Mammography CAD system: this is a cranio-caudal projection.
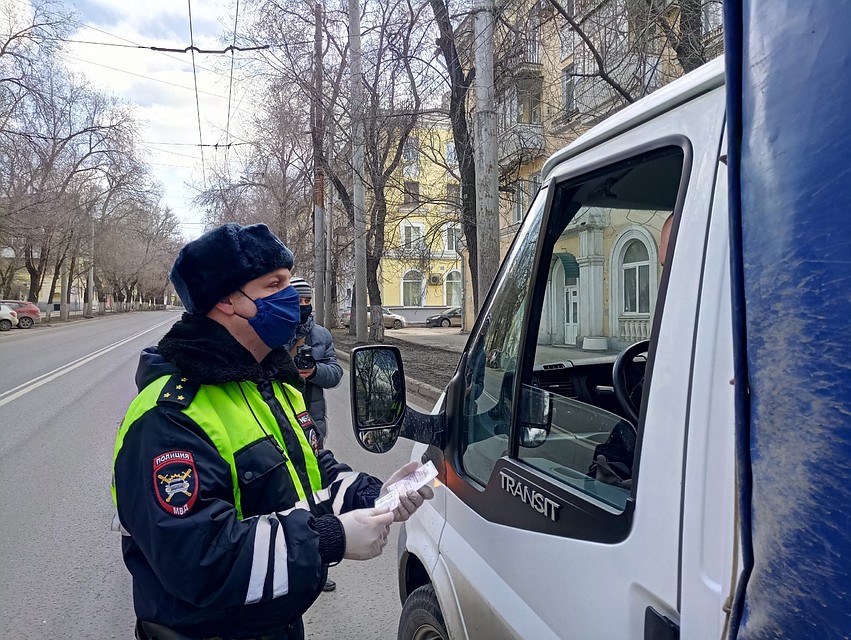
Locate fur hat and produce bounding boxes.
[170,223,294,315]
[290,277,313,299]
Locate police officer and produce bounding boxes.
[112,223,433,640]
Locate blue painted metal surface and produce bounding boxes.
[728,1,851,637]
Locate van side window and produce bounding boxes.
[518,147,685,510]
[459,191,547,486]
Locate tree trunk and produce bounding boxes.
[429,0,480,309]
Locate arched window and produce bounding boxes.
[609,226,659,342]
[445,270,462,306]
[402,269,424,306]
[622,240,650,314]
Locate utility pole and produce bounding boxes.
[349,0,367,342]
[325,165,334,326]
[312,0,326,324]
[84,213,95,318]
[473,0,499,310]
[60,263,69,322]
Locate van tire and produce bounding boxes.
[398,584,448,640]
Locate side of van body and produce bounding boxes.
[353,56,734,640]
[350,6,851,634]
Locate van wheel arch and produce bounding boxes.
[398,584,447,640]
[400,550,430,604]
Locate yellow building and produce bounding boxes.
[484,0,722,345]
[378,118,466,323]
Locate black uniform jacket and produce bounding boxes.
[114,315,382,639]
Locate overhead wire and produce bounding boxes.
[186,0,206,188]
[224,0,241,157]
[59,53,240,102]
[54,37,269,54]
[76,24,234,83]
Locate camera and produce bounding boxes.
[293,345,316,371]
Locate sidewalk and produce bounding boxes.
[386,326,468,353]
[332,327,467,405]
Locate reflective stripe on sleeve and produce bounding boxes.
[313,487,331,505]
[331,472,360,514]
[271,515,289,597]
[279,500,310,516]
[245,515,272,604]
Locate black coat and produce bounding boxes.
[114,314,382,639]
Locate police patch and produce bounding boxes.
[296,412,321,454]
[153,450,198,517]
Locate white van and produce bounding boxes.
[349,12,851,632]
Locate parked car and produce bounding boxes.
[425,307,462,328]
[0,300,40,329]
[341,306,407,329]
[0,304,18,331]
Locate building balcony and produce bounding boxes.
[617,316,651,342]
[498,122,545,166]
[505,42,544,78]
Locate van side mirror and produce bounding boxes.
[519,384,553,448]
[350,346,405,453]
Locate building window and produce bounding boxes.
[402,269,424,306]
[622,239,651,314]
[513,181,528,223]
[498,86,518,132]
[403,181,420,206]
[559,21,574,60]
[446,141,457,165]
[445,269,462,306]
[445,224,461,252]
[403,137,420,163]
[446,183,461,210]
[702,0,723,35]
[401,222,425,250]
[529,172,541,194]
[561,64,576,113]
[525,10,540,63]
[518,82,542,124]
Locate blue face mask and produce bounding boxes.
[240,285,301,350]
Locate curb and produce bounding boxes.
[335,348,444,404]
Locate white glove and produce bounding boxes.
[380,461,436,523]
[338,507,395,560]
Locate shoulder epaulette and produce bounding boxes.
[156,374,200,409]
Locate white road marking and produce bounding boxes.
[0,318,174,409]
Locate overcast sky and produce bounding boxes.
[59,0,255,239]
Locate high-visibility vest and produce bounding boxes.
[112,374,323,519]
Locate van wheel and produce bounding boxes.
[398,585,447,640]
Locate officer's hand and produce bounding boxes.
[380,461,435,523]
[338,507,394,560]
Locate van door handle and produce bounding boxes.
[644,607,679,640]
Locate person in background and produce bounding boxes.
[287,276,344,592]
[112,223,433,640]
[287,277,342,448]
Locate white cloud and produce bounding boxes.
[59,0,259,239]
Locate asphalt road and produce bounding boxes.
[0,312,416,639]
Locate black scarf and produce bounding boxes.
[158,313,303,388]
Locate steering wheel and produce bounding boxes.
[612,340,649,426]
